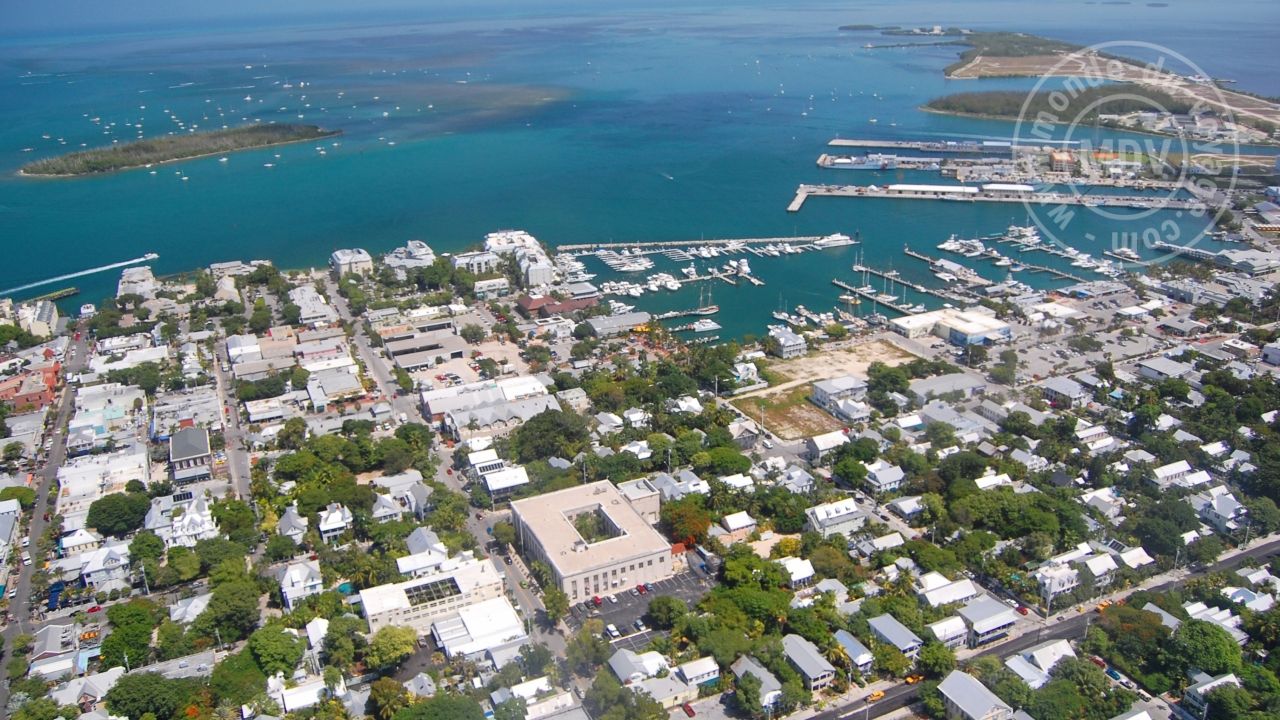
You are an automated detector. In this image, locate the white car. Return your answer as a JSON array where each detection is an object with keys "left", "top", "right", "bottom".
[{"left": 605, "top": 623, "right": 621, "bottom": 639}]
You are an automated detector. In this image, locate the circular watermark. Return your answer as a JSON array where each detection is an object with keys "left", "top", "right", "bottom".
[{"left": 1010, "top": 40, "right": 1239, "bottom": 267}]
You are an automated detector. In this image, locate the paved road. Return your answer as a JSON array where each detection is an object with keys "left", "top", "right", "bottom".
[
  {"left": 322, "top": 274, "right": 420, "bottom": 423},
  {"left": 0, "top": 328, "right": 89, "bottom": 709},
  {"left": 210, "top": 346, "right": 251, "bottom": 499},
  {"left": 807, "top": 534, "right": 1280, "bottom": 720}
]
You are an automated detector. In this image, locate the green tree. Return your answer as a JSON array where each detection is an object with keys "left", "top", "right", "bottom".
[
  {"left": 542, "top": 587, "right": 569, "bottom": 624},
  {"left": 492, "top": 521, "right": 517, "bottom": 547},
  {"left": 209, "top": 649, "right": 267, "bottom": 707},
  {"left": 872, "top": 643, "right": 911, "bottom": 678},
  {"left": 917, "top": 642, "right": 956, "bottom": 678},
  {"left": 191, "top": 580, "right": 261, "bottom": 643},
  {"left": 565, "top": 619, "right": 612, "bottom": 676},
  {"left": 265, "top": 534, "right": 298, "bottom": 562},
  {"left": 86, "top": 492, "right": 150, "bottom": 536},
  {"left": 1171, "top": 620, "right": 1243, "bottom": 676},
  {"left": 129, "top": 531, "right": 166, "bottom": 562},
  {"left": 736, "top": 671, "right": 765, "bottom": 718},
  {"left": 105, "top": 673, "right": 199, "bottom": 720},
  {"left": 511, "top": 410, "right": 589, "bottom": 463},
  {"left": 493, "top": 698, "right": 527, "bottom": 720},
  {"left": 0, "top": 486, "right": 36, "bottom": 509},
  {"left": 365, "top": 626, "right": 417, "bottom": 673},
  {"left": 248, "top": 625, "right": 305, "bottom": 675},
  {"left": 277, "top": 417, "right": 309, "bottom": 450},
  {"left": 393, "top": 695, "right": 485, "bottom": 720},
  {"left": 369, "top": 677, "right": 410, "bottom": 720},
  {"left": 460, "top": 324, "right": 487, "bottom": 344},
  {"left": 646, "top": 595, "right": 687, "bottom": 629}
]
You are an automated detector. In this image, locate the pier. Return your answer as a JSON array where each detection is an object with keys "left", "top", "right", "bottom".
[
  {"left": 830, "top": 279, "right": 913, "bottom": 315},
  {"left": 828, "top": 138, "right": 1018, "bottom": 155},
  {"left": 817, "top": 153, "right": 943, "bottom": 170},
  {"left": 786, "top": 183, "right": 1209, "bottom": 213},
  {"left": 557, "top": 236, "right": 823, "bottom": 254},
  {"left": 904, "top": 245, "right": 1085, "bottom": 283},
  {"left": 853, "top": 264, "right": 970, "bottom": 303}
]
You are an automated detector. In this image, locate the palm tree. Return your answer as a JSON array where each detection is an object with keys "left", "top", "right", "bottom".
[{"left": 825, "top": 643, "right": 852, "bottom": 682}]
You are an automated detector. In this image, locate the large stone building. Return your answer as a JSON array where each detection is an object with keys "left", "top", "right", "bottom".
[{"left": 511, "top": 481, "right": 673, "bottom": 603}]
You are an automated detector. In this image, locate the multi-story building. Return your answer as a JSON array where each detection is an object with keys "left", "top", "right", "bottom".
[
  {"left": 938, "top": 670, "right": 1013, "bottom": 720},
  {"left": 358, "top": 555, "right": 505, "bottom": 634},
  {"left": 329, "top": 248, "right": 373, "bottom": 277},
  {"left": 277, "top": 560, "right": 325, "bottom": 610},
  {"left": 510, "top": 481, "right": 673, "bottom": 603}
]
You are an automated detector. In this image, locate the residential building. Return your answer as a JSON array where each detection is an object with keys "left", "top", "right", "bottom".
[
  {"left": 806, "top": 430, "right": 849, "bottom": 463},
  {"left": 958, "top": 597, "right": 1018, "bottom": 648},
  {"left": 384, "top": 241, "right": 437, "bottom": 274},
  {"left": 768, "top": 326, "right": 807, "bottom": 358},
  {"left": 317, "top": 503, "right": 353, "bottom": 544},
  {"left": 917, "top": 572, "right": 980, "bottom": 608},
  {"left": 833, "top": 629, "right": 874, "bottom": 675},
  {"left": 868, "top": 614, "right": 923, "bottom": 658},
  {"left": 277, "top": 560, "right": 325, "bottom": 611},
  {"left": 778, "top": 557, "right": 815, "bottom": 588},
  {"left": 168, "top": 427, "right": 212, "bottom": 484},
  {"left": 864, "top": 460, "right": 905, "bottom": 494},
  {"left": 1137, "top": 356, "right": 1192, "bottom": 382},
  {"left": 510, "top": 481, "right": 674, "bottom": 603},
  {"left": 145, "top": 491, "right": 220, "bottom": 549},
  {"left": 80, "top": 541, "right": 131, "bottom": 590},
  {"left": 1182, "top": 673, "right": 1240, "bottom": 719},
  {"left": 609, "top": 649, "right": 668, "bottom": 684},
  {"left": 1039, "top": 377, "right": 1088, "bottom": 407},
  {"left": 783, "top": 634, "right": 836, "bottom": 692},
  {"left": 812, "top": 376, "right": 868, "bottom": 411},
  {"left": 329, "top": 248, "right": 374, "bottom": 277},
  {"left": 1188, "top": 485, "right": 1248, "bottom": 534},
  {"left": 730, "top": 656, "right": 782, "bottom": 710},
  {"left": 1003, "top": 639, "right": 1076, "bottom": 689},
  {"left": 805, "top": 498, "right": 866, "bottom": 539},
  {"left": 277, "top": 504, "right": 309, "bottom": 545},
  {"left": 928, "top": 616, "right": 968, "bottom": 649},
  {"left": 938, "top": 670, "right": 1013, "bottom": 720},
  {"left": 676, "top": 657, "right": 720, "bottom": 687}
]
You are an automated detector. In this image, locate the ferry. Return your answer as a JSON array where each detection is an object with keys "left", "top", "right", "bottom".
[
  {"left": 690, "top": 319, "right": 722, "bottom": 333},
  {"left": 813, "top": 233, "right": 858, "bottom": 248}
]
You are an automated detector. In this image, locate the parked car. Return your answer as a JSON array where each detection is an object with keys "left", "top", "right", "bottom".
[
  {"left": 1105, "top": 668, "right": 1122, "bottom": 681},
  {"left": 681, "top": 703, "right": 696, "bottom": 717},
  {"left": 605, "top": 623, "right": 621, "bottom": 639},
  {"left": 607, "top": 595, "right": 618, "bottom": 604},
  {"left": 1017, "top": 606, "right": 1029, "bottom": 615},
  {"left": 1089, "top": 656, "right": 1107, "bottom": 669},
  {"left": 592, "top": 596, "right": 603, "bottom": 607}
]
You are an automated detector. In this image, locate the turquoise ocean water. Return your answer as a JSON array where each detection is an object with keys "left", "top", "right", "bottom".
[{"left": 1, "top": 0, "right": 1277, "bottom": 339}]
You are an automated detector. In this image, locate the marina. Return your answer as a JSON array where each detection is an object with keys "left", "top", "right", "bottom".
[{"left": 827, "top": 137, "right": 1079, "bottom": 154}]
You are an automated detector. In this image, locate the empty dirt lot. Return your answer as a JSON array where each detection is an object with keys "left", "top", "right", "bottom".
[{"left": 731, "top": 338, "right": 916, "bottom": 440}]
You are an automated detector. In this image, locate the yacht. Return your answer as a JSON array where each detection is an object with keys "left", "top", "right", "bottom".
[{"left": 813, "top": 233, "right": 858, "bottom": 248}]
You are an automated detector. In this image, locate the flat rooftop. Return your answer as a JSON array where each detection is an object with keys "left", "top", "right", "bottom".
[{"left": 511, "top": 480, "right": 670, "bottom": 577}]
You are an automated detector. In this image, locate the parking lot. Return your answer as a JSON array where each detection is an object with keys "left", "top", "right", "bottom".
[{"left": 568, "top": 568, "right": 714, "bottom": 645}]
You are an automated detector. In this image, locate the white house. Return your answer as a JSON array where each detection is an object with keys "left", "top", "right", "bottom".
[
  {"left": 804, "top": 498, "right": 866, "bottom": 539},
  {"left": 277, "top": 560, "right": 325, "bottom": 611},
  {"left": 317, "top": 503, "right": 353, "bottom": 544}
]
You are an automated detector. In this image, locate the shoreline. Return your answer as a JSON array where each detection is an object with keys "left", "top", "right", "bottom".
[{"left": 16, "top": 129, "right": 342, "bottom": 179}]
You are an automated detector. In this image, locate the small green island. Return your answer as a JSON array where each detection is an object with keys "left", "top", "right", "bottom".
[
  {"left": 19, "top": 123, "right": 341, "bottom": 177},
  {"left": 924, "top": 82, "right": 1194, "bottom": 122}
]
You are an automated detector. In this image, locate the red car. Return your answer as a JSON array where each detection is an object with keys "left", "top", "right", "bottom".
[
  {"left": 636, "top": 584, "right": 647, "bottom": 594},
  {"left": 1089, "top": 656, "right": 1107, "bottom": 669},
  {"left": 681, "top": 703, "right": 696, "bottom": 717},
  {"left": 88, "top": 605, "right": 102, "bottom": 613},
  {"left": 1017, "top": 606, "right": 1029, "bottom": 615},
  {"left": 592, "top": 596, "right": 603, "bottom": 607}
]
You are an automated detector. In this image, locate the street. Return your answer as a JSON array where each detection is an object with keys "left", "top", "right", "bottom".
[{"left": 0, "top": 328, "right": 89, "bottom": 710}]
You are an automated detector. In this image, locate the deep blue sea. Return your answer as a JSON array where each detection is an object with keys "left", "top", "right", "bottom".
[{"left": 1, "top": 0, "right": 1277, "bottom": 338}]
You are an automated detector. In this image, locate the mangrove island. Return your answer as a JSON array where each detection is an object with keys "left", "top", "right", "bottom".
[{"left": 19, "top": 123, "right": 341, "bottom": 177}]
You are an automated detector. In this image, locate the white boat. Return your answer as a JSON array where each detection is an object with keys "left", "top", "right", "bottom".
[
  {"left": 691, "top": 319, "right": 722, "bottom": 333},
  {"left": 934, "top": 272, "right": 958, "bottom": 283},
  {"left": 813, "top": 233, "right": 858, "bottom": 248},
  {"left": 80, "top": 303, "right": 97, "bottom": 317},
  {"left": 665, "top": 280, "right": 681, "bottom": 291},
  {"left": 994, "top": 257, "right": 1012, "bottom": 267}
]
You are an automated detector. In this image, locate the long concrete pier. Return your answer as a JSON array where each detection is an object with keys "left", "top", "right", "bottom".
[
  {"left": 787, "top": 183, "right": 1208, "bottom": 213},
  {"left": 558, "top": 236, "right": 823, "bottom": 253}
]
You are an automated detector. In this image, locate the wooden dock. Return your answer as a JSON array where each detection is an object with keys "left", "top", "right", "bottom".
[{"left": 853, "top": 263, "right": 969, "bottom": 303}]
